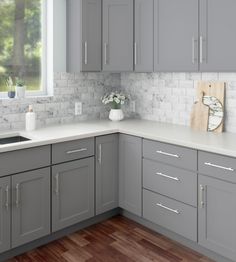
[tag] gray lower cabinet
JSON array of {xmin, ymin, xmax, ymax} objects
[
  {"xmin": 154, "ymin": 0, "xmax": 198, "ymax": 72},
  {"xmin": 134, "ymin": 0, "xmax": 153, "ymax": 72},
  {"xmin": 199, "ymin": 0, "xmax": 236, "ymax": 71},
  {"xmin": 198, "ymin": 174, "xmax": 236, "ymax": 261},
  {"xmin": 96, "ymin": 134, "xmax": 118, "ymax": 215},
  {"xmin": 52, "ymin": 158, "xmax": 94, "ymax": 232},
  {"xmin": 119, "ymin": 134, "xmax": 142, "ymax": 216},
  {"xmin": 0, "ymin": 177, "xmax": 10, "ymax": 253},
  {"xmin": 103, "ymin": 0, "xmax": 133, "ymax": 72},
  {"xmin": 11, "ymin": 168, "xmax": 50, "ymax": 248}
]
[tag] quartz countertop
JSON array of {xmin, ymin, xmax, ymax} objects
[{"xmin": 0, "ymin": 119, "xmax": 236, "ymax": 157}]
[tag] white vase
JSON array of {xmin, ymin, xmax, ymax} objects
[
  {"xmin": 16, "ymin": 85, "xmax": 26, "ymax": 99},
  {"xmin": 109, "ymin": 109, "xmax": 124, "ymax": 121}
]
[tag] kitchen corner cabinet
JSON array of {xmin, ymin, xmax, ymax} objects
[
  {"xmin": 12, "ymin": 168, "xmax": 50, "ymax": 248},
  {"xmin": 102, "ymin": 0, "xmax": 133, "ymax": 72},
  {"xmin": 134, "ymin": 0, "xmax": 154, "ymax": 72},
  {"xmin": 96, "ymin": 134, "xmax": 118, "ymax": 215},
  {"xmin": 154, "ymin": 0, "xmax": 198, "ymax": 72},
  {"xmin": 198, "ymin": 175, "xmax": 236, "ymax": 261},
  {"xmin": 199, "ymin": 0, "xmax": 236, "ymax": 71},
  {"xmin": 52, "ymin": 158, "xmax": 94, "ymax": 232},
  {"xmin": 119, "ymin": 134, "xmax": 142, "ymax": 216},
  {"xmin": 0, "ymin": 177, "xmax": 10, "ymax": 253}
]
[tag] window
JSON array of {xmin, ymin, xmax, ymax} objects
[{"xmin": 0, "ymin": 0, "xmax": 46, "ymax": 96}]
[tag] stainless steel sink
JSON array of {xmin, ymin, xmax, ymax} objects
[{"xmin": 0, "ymin": 136, "xmax": 31, "ymax": 145}]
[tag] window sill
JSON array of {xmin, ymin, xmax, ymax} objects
[{"xmin": 0, "ymin": 95, "xmax": 53, "ymax": 101}]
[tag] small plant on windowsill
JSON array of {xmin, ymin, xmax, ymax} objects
[
  {"xmin": 15, "ymin": 77, "xmax": 26, "ymax": 98},
  {"xmin": 5, "ymin": 76, "xmax": 15, "ymax": 98},
  {"xmin": 102, "ymin": 92, "xmax": 129, "ymax": 121}
]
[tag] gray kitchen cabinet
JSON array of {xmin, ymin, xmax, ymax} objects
[
  {"xmin": 198, "ymin": 174, "xmax": 236, "ymax": 261},
  {"xmin": 52, "ymin": 158, "xmax": 94, "ymax": 232},
  {"xmin": 134, "ymin": 0, "xmax": 154, "ymax": 72},
  {"xmin": 103, "ymin": 0, "xmax": 133, "ymax": 72},
  {"xmin": 199, "ymin": 0, "xmax": 236, "ymax": 71},
  {"xmin": 119, "ymin": 134, "xmax": 142, "ymax": 216},
  {"xmin": 0, "ymin": 177, "xmax": 10, "ymax": 253},
  {"xmin": 96, "ymin": 134, "xmax": 118, "ymax": 215},
  {"xmin": 11, "ymin": 168, "xmax": 50, "ymax": 248},
  {"xmin": 154, "ymin": 0, "xmax": 198, "ymax": 72}
]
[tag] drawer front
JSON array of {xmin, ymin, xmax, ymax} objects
[
  {"xmin": 143, "ymin": 159, "xmax": 197, "ymax": 206},
  {"xmin": 143, "ymin": 139, "xmax": 197, "ymax": 171},
  {"xmin": 0, "ymin": 146, "xmax": 50, "ymax": 177},
  {"xmin": 198, "ymin": 151, "xmax": 236, "ymax": 183},
  {"xmin": 143, "ymin": 189, "xmax": 197, "ymax": 242},
  {"xmin": 52, "ymin": 138, "xmax": 94, "ymax": 164}
]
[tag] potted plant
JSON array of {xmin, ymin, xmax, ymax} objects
[
  {"xmin": 5, "ymin": 76, "xmax": 15, "ymax": 98},
  {"xmin": 15, "ymin": 77, "xmax": 26, "ymax": 98},
  {"xmin": 102, "ymin": 92, "xmax": 129, "ymax": 121}
]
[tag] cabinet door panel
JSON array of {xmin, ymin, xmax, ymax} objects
[
  {"xmin": 119, "ymin": 134, "xmax": 142, "ymax": 216},
  {"xmin": 154, "ymin": 0, "xmax": 198, "ymax": 72},
  {"xmin": 135, "ymin": 0, "xmax": 154, "ymax": 72},
  {"xmin": 12, "ymin": 168, "xmax": 50, "ymax": 248},
  {"xmin": 200, "ymin": 0, "xmax": 236, "ymax": 71},
  {"xmin": 52, "ymin": 158, "xmax": 94, "ymax": 232},
  {"xmin": 96, "ymin": 134, "xmax": 118, "ymax": 215},
  {"xmin": 198, "ymin": 175, "xmax": 236, "ymax": 261},
  {"xmin": 103, "ymin": 0, "xmax": 133, "ymax": 71},
  {"xmin": 0, "ymin": 177, "xmax": 10, "ymax": 253}
]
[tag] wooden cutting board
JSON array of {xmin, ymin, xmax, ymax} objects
[{"xmin": 190, "ymin": 92, "xmax": 209, "ymax": 131}]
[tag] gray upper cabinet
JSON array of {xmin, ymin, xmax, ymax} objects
[
  {"xmin": 52, "ymin": 158, "xmax": 94, "ymax": 232},
  {"xmin": 134, "ymin": 0, "xmax": 154, "ymax": 72},
  {"xmin": 199, "ymin": 0, "xmax": 236, "ymax": 71},
  {"xmin": 154, "ymin": 0, "xmax": 198, "ymax": 72},
  {"xmin": 103, "ymin": 0, "xmax": 133, "ymax": 72},
  {"xmin": 198, "ymin": 175, "xmax": 236, "ymax": 261},
  {"xmin": 11, "ymin": 168, "xmax": 50, "ymax": 248},
  {"xmin": 0, "ymin": 177, "xmax": 10, "ymax": 253},
  {"xmin": 119, "ymin": 134, "xmax": 142, "ymax": 216},
  {"xmin": 96, "ymin": 134, "xmax": 118, "ymax": 215}
]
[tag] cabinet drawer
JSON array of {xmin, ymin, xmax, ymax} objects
[
  {"xmin": 52, "ymin": 138, "xmax": 94, "ymax": 164},
  {"xmin": 143, "ymin": 189, "xmax": 197, "ymax": 242},
  {"xmin": 198, "ymin": 151, "xmax": 236, "ymax": 183},
  {"xmin": 0, "ymin": 146, "xmax": 50, "ymax": 176},
  {"xmin": 143, "ymin": 159, "xmax": 197, "ymax": 206},
  {"xmin": 143, "ymin": 139, "xmax": 197, "ymax": 171}
]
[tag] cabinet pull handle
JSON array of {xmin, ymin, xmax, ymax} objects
[
  {"xmin": 5, "ymin": 186, "xmax": 9, "ymax": 210},
  {"xmin": 200, "ymin": 184, "xmax": 205, "ymax": 208},
  {"xmin": 84, "ymin": 41, "xmax": 88, "ymax": 65},
  {"xmin": 104, "ymin": 43, "xmax": 108, "ymax": 65},
  {"xmin": 134, "ymin": 42, "xmax": 137, "ymax": 65},
  {"xmin": 66, "ymin": 148, "xmax": 87, "ymax": 154},
  {"xmin": 156, "ymin": 172, "xmax": 180, "ymax": 182},
  {"xmin": 156, "ymin": 150, "xmax": 180, "ymax": 158},
  {"xmin": 98, "ymin": 144, "xmax": 102, "ymax": 164},
  {"xmin": 55, "ymin": 174, "xmax": 59, "ymax": 196},
  {"xmin": 192, "ymin": 37, "xmax": 195, "ymax": 64},
  {"xmin": 16, "ymin": 184, "xmax": 20, "ymax": 208},
  {"xmin": 156, "ymin": 203, "xmax": 180, "ymax": 214},
  {"xmin": 204, "ymin": 162, "xmax": 234, "ymax": 172},
  {"xmin": 200, "ymin": 36, "xmax": 203, "ymax": 64}
]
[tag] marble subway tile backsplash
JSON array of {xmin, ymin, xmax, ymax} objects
[{"xmin": 0, "ymin": 73, "xmax": 120, "ymax": 131}]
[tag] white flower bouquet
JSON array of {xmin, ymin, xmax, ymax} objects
[{"xmin": 102, "ymin": 92, "xmax": 129, "ymax": 109}]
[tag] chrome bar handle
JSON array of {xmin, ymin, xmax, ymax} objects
[
  {"xmin": 5, "ymin": 186, "xmax": 9, "ymax": 210},
  {"xmin": 104, "ymin": 43, "xmax": 108, "ymax": 65},
  {"xmin": 16, "ymin": 184, "xmax": 20, "ymax": 208},
  {"xmin": 156, "ymin": 150, "xmax": 180, "ymax": 158},
  {"xmin": 204, "ymin": 162, "xmax": 234, "ymax": 172},
  {"xmin": 66, "ymin": 148, "xmax": 87, "ymax": 155},
  {"xmin": 192, "ymin": 37, "xmax": 195, "ymax": 64},
  {"xmin": 134, "ymin": 42, "xmax": 137, "ymax": 65},
  {"xmin": 156, "ymin": 172, "xmax": 180, "ymax": 182},
  {"xmin": 200, "ymin": 36, "xmax": 203, "ymax": 64},
  {"xmin": 98, "ymin": 144, "xmax": 102, "ymax": 164},
  {"xmin": 55, "ymin": 174, "xmax": 59, "ymax": 196},
  {"xmin": 84, "ymin": 41, "xmax": 88, "ymax": 65},
  {"xmin": 200, "ymin": 184, "xmax": 205, "ymax": 208},
  {"xmin": 156, "ymin": 203, "xmax": 180, "ymax": 214}
]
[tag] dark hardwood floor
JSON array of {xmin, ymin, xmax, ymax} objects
[{"xmin": 8, "ymin": 215, "xmax": 215, "ymax": 262}]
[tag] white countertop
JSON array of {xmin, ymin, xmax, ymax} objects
[{"xmin": 1, "ymin": 119, "xmax": 236, "ymax": 157}]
